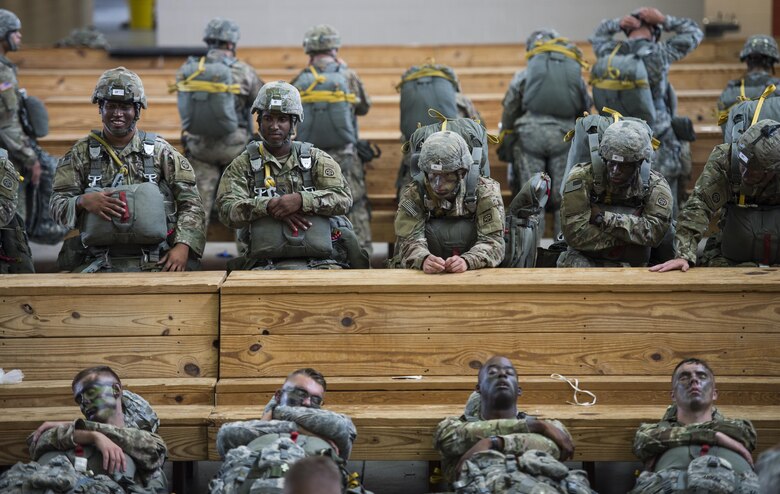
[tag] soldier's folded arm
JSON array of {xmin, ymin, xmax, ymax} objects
[
  {"xmin": 272, "ymin": 405, "xmax": 356, "ymax": 460},
  {"xmin": 632, "ymin": 421, "xmax": 719, "ymax": 462},
  {"xmin": 28, "ymin": 422, "xmax": 78, "ymax": 460},
  {"xmin": 589, "ymin": 18, "xmax": 622, "ymax": 57},
  {"xmin": 600, "ymin": 177, "xmax": 673, "ymax": 246},
  {"xmin": 299, "ymin": 149, "xmax": 352, "ymax": 216},
  {"xmin": 560, "ymin": 168, "xmax": 619, "ymax": 250},
  {"xmin": 433, "ymin": 415, "xmax": 533, "ymax": 457},
  {"xmin": 216, "ymin": 155, "xmax": 274, "ymax": 228},
  {"xmin": 75, "ymin": 420, "xmax": 168, "ymax": 472}
]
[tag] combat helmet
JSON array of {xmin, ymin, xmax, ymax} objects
[
  {"xmin": 525, "ymin": 28, "xmax": 561, "ymax": 51},
  {"xmin": 418, "ymin": 131, "xmax": 472, "ymax": 174},
  {"xmin": 303, "ymin": 24, "xmax": 341, "ymax": 54},
  {"xmin": 600, "ymin": 119, "xmax": 654, "ymax": 164},
  {"xmin": 251, "ymin": 81, "xmax": 304, "ymax": 122},
  {"xmin": 203, "ymin": 17, "xmax": 240, "ymax": 45},
  {"xmin": 737, "ymin": 119, "xmax": 780, "ymax": 173},
  {"xmin": 0, "ymin": 9, "xmax": 21, "ymax": 52},
  {"xmin": 739, "ymin": 35, "xmax": 780, "ymax": 63},
  {"xmin": 92, "ymin": 67, "xmax": 147, "ymax": 109}
]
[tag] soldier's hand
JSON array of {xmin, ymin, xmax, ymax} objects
[
  {"xmin": 589, "ymin": 204, "xmax": 602, "ymax": 225},
  {"xmin": 620, "ymin": 14, "xmax": 642, "ymax": 31},
  {"xmin": 637, "ymin": 7, "xmax": 665, "ymax": 25},
  {"xmin": 281, "ymin": 212, "xmax": 312, "ymax": 233},
  {"xmin": 527, "ymin": 416, "xmax": 574, "ymax": 461},
  {"xmin": 78, "ymin": 191, "xmax": 126, "ymax": 221},
  {"xmin": 93, "ymin": 432, "xmax": 126, "ymax": 474},
  {"xmin": 158, "ymin": 243, "xmax": 190, "ymax": 272},
  {"xmin": 28, "ymin": 160, "xmax": 42, "ymax": 187},
  {"xmin": 715, "ymin": 432, "xmax": 754, "ymax": 466},
  {"xmin": 445, "ymin": 255, "xmax": 468, "ymax": 273},
  {"xmin": 30, "ymin": 421, "xmax": 72, "ymax": 446},
  {"xmin": 422, "ymin": 255, "xmax": 446, "ymax": 274},
  {"xmin": 267, "ymin": 193, "xmax": 303, "ymax": 219},
  {"xmin": 455, "ymin": 437, "xmax": 499, "ymax": 474},
  {"xmin": 648, "ymin": 258, "xmax": 690, "ymax": 272}
]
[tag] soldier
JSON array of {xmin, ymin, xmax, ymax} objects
[
  {"xmin": 433, "ymin": 356, "xmax": 592, "ymax": 493},
  {"xmin": 0, "ymin": 9, "xmax": 41, "ymax": 220},
  {"xmin": 284, "ymin": 456, "xmax": 343, "ymax": 494},
  {"xmin": 756, "ymin": 445, "xmax": 780, "ymax": 494},
  {"xmin": 499, "ymin": 28, "xmax": 591, "ymax": 235},
  {"xmin": 590, "ymin": 7, "xmax": 703, "ymax": 213},
  {"xmin": 651, "ymin": 119, "xmax": 780, "ymax": 272},
  {"xmin": 173, "ymin": 17, "xmax": 263, "ymax": 232},
  {"xmin": 216, "ymin": 81, "xmax": 368, "ymax": 270},
  {"xmin": 0, "ymin": 150, "xmax": 33, "ymax": 272},
  {"xmin": 0, "ymin": 366, "xmax": 169, "ymax": 493},
  {"xmin": 49, "ymin": 67, "xmax": 205, "ymax": 272},
  {"xmin": 558, "ymin": 119, "xmax": 674, "ymax": 267},
  {"xmin": 718, "ymin": 35, "xmax": 780, "ymax": 134},
  {"xmin": 291, "ymin": 24, "xmax": 373, "ymax": 256},
  {"xmin": 629, "ymin": 358, "xmax": 759, "ymax": 493},
  {"xmin": 210, "ymin": 368, "xmax": 361, "ymax": 493},
  {"xmin": 389, "ymin": 131, "xmax": 505, "ymax": 273}
]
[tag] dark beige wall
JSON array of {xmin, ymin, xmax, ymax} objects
[{"xmin": 6, "ymin": 0, "xmax": 93, "ymax": 46}]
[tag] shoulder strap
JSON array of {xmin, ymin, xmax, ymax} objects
[
  {"xmin": 589, "ymin": 132, "xmax": 606, "ymax": 196},
  {"xmin": 87, "ymin": 132, "xmax": 104, "ymax": 188},
  {"xmin": 141, "ymin": 131, "xmax": 158, "ymax": 183},
  {"xmin": 247, "ymin": 140, "xmax": 269, "ymax": 197},
  {"xmin": 464, "ymin": 151, "xmax": 481, "ymax": 215},
  {"xmin": 296, "ymin": 142, "xmax": 315, "ymax": 191},
  {"xmin": 639, "ymin": 159, "xmax": 651, "ymax": 193}
]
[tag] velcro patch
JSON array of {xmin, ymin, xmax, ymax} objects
[
  {"xmin": 657, "ymin": 196, "xmax": 669, "ymax": 207},
  {"xmin": 179, "ymin": 161, "xmax": 192, "ymax": 171},
  {"xmin": 711, "ymin": 192, "xmax": 721, "ymax": 204},
  {"xmin": 1, "ymin": 175, "xmax": 14, "ymax": 190},
  {"xmin": 400, "ymin": 199, "xmax": 420, "ymax": 217},
  {"xmin": 482, "ymin": 212, "xmax": 493, "ymax": 224},
  {"xmin": 323, "ymin": 166, "xmax": 336, "ymax": 177},
  {"xmin": 611, "ymin": 154, "xmax": 624, "ymax": 162},
  {"xmin": 563, "ymin": 179, "xmax": 583, "ymax": 193},
  {"xmin": 111, "ymin": 88, "xmax": 125, "ymax": 96}
]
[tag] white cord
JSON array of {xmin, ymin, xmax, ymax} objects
[{"xmin": 550, "ymin": 373, "xmax": 597, "ymax": 406}]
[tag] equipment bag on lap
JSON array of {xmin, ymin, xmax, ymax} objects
[
  {"xmin": 172, "ymin": 55, "xmax": 241, "ymax": 136},
  {"xmin": 524, "ymin": 37, "xmax": 590, "ymax": 119},
  {"xmin": 398, "ymin": 63, "xmax": 460, "ymax": 140}
]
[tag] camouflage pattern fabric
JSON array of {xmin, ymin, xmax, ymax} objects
[
  {"xmin": 390, "ymin": 176, "xmax": 505, "ymax": 270},
  {"xmin": 740, "ymin": 35, "xmax": 780, "ymax": 62},
  {"xmin": 0, "ymin": 454, "xmax": 127, "ymax": 494},
  {"xmin": 303, "ymin": 25, "xmax": 342, "ymax": 54},
  {"xmin": 674, "ymin": 143, "xmax": 780, "ymax": 265},
  {"xmin": 0, "ymin": 153, "xmax": 33, "ymax": 273},
  {"xmin": 216, "ymin": 141, "xmax": 352, "ymax": 261},
  {"xmin": 251, "ymin": 81, "xmax": 304, "ymax": 120},
  {"xmin": 717, "ymin": 71, "xmax": 780, "ymax": 129},
  {"xmin": 50, "ymin": 130, "xmax": 206, "ymax": 271},
  {"xmin": 558, "ymin": 163, "xmax": 673, "ymax": 267},
  {"xmin": 1, "ymin": 151, "xmax": 19, "ymax": 226},
  {"xmin": 590, "ymin": 15, "xmax": 703, "ymax": 208},
  {"xmin": 24, "ymin": 144, "xmax": 68, "ymax": 244},
  {"xmin": 27, "ymin": 419, "xmax": 168, "ymax": 492},
  {"xmin": 56, "ymin": 27, "xmax": 110, "ymax": 49},
  {"xmin": 121, "ymin": 390, "xmax": 160, "ymax": 434},
  {"xmin": 757, "ymin": 446, "xmax": 780, "ymax": 494},
  {"xmin": 92, "ymin": 67, "xmax": 147, "ymax": 108},
  {"xmin": 204, "ymin": 18, "xmax": 240, "ymax": 44}
]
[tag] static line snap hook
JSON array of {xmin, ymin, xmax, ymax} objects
[{"xmin": 550, "ymin": 373, "xmax": 596, "ymax": 406}]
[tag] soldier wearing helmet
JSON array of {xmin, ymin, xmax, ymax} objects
[
  {"xmin": 717, "ymin": 35, "xmax": 780, "ymax": 135},
  {"xmin": 590, "ymin": 7, "xmax": 703, "ymax": 213},
  {"xmin": 216, "ymin": 81, "xmax": 367, "ymax": 270},
  {"xmin": 50, "ymin": 67, "xmax": 206, "ymax": 272},
  {"xmin": 291, "ymin": 24, "xmax": 373, "ymax": 256},
  {"xmin": 173, "ymin": 17, "xmax": 263, "ymax": 232},
  {"xmin": 652, "ymin": 118, "xmax": 780, "ymax": 272},
  {"xmin": 559, "ymin": 119, "xmax": 674, "ymax": 267},
  {"xmin": 0, "ymin": 8, "xmax": 42, "ymax": 218},
  {"xmin": 389, "ymin": 131, "xmax": 505, "ymax": 273},
  {"xmin": 0, "ymin": 150, "xmax": 33, "ymax": 273}
]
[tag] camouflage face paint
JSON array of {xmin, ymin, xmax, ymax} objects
[
  {"xmin": 279, "ymin": 385, "xmax": 323, "ymax": 409},
  {"xmin": 672, "ymin": 362, "xmax": 716, "ymax": 412},
  {"xmin": 74, "ymin": 378, "xmax": 120, "ymax": 422}
]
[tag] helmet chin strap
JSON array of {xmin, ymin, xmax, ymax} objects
[{"xmin": 5, "ymin": 33, "xmax": 18, "ymax": 52}]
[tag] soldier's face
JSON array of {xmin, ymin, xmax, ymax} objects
[
  {"xmin": 671, "ymin": 362, "xmax": 718, "ymax": 412},
  {"xmin": 260, "ymin": 111, "xmax": 293, "ymax": 149},
  {"xmin": 606, "ymin": 160, "xmax": 639, "ymax": 187},
  {"xmin": 739, "ymin": 161, "xmax": 776, "ymax": 186},
  {"xmin": 277, "ymin": 373, "xmax": 324, "ymax": 409},
  {"xmin": 100, "ymin": 101, "xmax": 137, "ymax": 137},
  {"xmin": 478, "ymin": 357, "xmax": 519, "ymax": 407},
  {"xmin": 426, "ymin": 171, "xmax": 461, "ymax": 197},
  {"xmin": 5, "ymin": 30, "xmax": 21, "ymax": 51},
  {"xmin": 73, "ymin": 376, "xmax": 121, "ymax": 423}
]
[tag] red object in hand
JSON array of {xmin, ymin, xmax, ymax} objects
[
  {"xmin": 119, "ymin": 191, "xmax": 130, "ymax": 223},
  {"xmin": 290, "ymin": 431, "xmax": 299, "ymax": 443},
  {"xmin": 700, "ymin": 444, "xmax": 710, "ymax": 456}
]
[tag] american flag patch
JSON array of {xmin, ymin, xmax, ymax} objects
[{"xmin": 0, "ymin": 82, "xmax": 12, "ymax": 92}]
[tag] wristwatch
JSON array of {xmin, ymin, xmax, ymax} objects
[
  {"xmin": 593, "ymin": 212, "xmax": 605, "ymax": 226},
  {"xmin": 489, "ymin": 435, "xmax": 502, "ymax": 451}
]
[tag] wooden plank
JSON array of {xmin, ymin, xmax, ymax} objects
[
  {"xmin": 221, "ymin": 267, "xmax": 780, "ymax": 294},
  {"xmin": 0, "ymin": 335, "xmax": 218, "ymax": 380},
  {"xmin": 0, "ymin": 272, "xmax": 226, "ymax": 296},
  {"xmin": 0, "ymin": 294, "xmax": 217, "ymax": 338},
  {"xmin": 159, "ymin": 425, "xmax": 209, "ymax": 461},
  {"xmin": 0, "ymin": 378, "xmax": 216, "ymax": 407},
  {"xmin": 220, "ymin": 291, "xmax": 780, "ymax": 336},
  {"xmin": 219, "ymin": 332, "xmax": 780, "ymax": 378}
]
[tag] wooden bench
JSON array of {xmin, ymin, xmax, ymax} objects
[
  {"xmin": 0, "ymin": 272, "xmax": 225, "ymax": 466},
  {"xmin": 212, "ymin": 268, "xmax": 780, "ymax": 461}
]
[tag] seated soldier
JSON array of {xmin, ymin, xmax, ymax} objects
[
  {"xmin": 558, "ymin": 119, "xmax": 674, "ymax": 267},
  {"xmin": 210, "ymin": 368, "xmax": 366, "ymax": 493},
  {"xmin": 630, "ymin": 358, "xmax": 759, "ymax": 493},
  {"xmin": 0, "ymin": 149, "xmax": 33, "ymax": 273},
  {"xmin": 652, "ymin": 119, "xmax": 780, "ymax": 272},
  {"xmin": 284, "ymin": 456, "xmax": 343, "ymax": 494},
  {"xmin": 0, "ymin": 366, "xmax": 168, "ymax": 493},
  {"xmin": 389, "ymin": 131, "xmax": 505, "ymax": 273},
  {"xmin": 216, "ymin": 81, "xmax": 368, "ymax": 270},
  {"xmin": 756, "ymin": 444, "xmax": 780, "ymax": 493},
  {"xmin": 433, "ymin": 356, "xmax": 593, "ymax": 493}
]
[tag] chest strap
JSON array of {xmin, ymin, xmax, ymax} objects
[
  {"xmin": 87, "ymin": 131, "xmax": 158, "ymax": 187},
  {"xmin": 248, "ymin": 140, "xmax": 316, "ymax": 197}
]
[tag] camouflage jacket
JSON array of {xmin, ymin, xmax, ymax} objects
[
  {"xmin": 215, "ymin": 404, "xmax": 357, "ymax": 461},
  {"xmin": 632, "ymin": 404, "xmax": 757, "ymax": 463},
  {"xmin": 50, "ymin": 130, "xmax": 206, "ymax": 256},
  {"xmin": 560, "ymin": 162, "xmax": 673, "ymax": 253},
  {"xmin": 28, "ymin": 419, "xmax": 168, "ymax": 489},
  {"xmin": 0, "ymin": 54, "xmax": 37, "ymax": 171},
  {"xmin": 675, "ymin": 143, "xmax": 780, "ymax": 263},
  {"xmin": 0, "ymin": 152, "xmax": 18, "ymax": 226},
  {"xmin": 298, "ymin": 54, "xmax": 372, "ymax": 117},
  {"xmin": 216, "ymin": 141, "xmax": 352, "ymax": 253},
  {"xmin": 392, "ymin": 176, "xmax": 506, "ymax": 270},
  {"xmin": 589, "ymin": 15, "xmax": 703, "ymax": 134},
  {"xmin": 434, "ymin": 412, "xmax": 566, "ymax": 483}
]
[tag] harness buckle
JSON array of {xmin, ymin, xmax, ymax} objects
[
  {"xmin": 143, "ymin": 173, "xmax": 158, "ymax": 183},
  {"xmin": 255, "ymin": 186, "xmax": 277, "ymax": 197},
  {"xmin": 300, "ymin": 156, "xmax": 312, "ymax": 170},
  {"xmin": 88, "ymin": 175, "xmax": 101, "ymax": 188}
]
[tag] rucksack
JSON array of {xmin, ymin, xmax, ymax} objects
[
  {"xmin": 722, "ymin": 84, "xmax": 780, "ymax": 145},
  {"xmin": 292, "ymin": 62, "xmax": 358, "ymax": 149},
  {"xmin": 24, "ymin": 144, "xmax": 67, "ymax": 245},
  {"xmin": 718, "ymin": 75, "xmax": 780, "ymax": 127},
  {"xmin": 172, "ymin": 55, "xmax": 241, "ymax": 136},
  {"xmin": 523, "ymin": 37, "xmax": 589, "ymax": 119},
  {"xmin": 398, "ymin": 63, "xmax": 460, "ymax": 140},
  {"xmin": 590, "ymin": 43, "xmax": 656, "ymax": 125},
  {"xmin": 501, "ymin": 172, "xmax": 550, "ymax": 268}
]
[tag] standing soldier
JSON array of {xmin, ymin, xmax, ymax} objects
[
  {"xmin": 172, "ymin": 17, "xmax": 263, "ymax": 232},
  {"xmin": 50, "ymin": 67, "xmax": 206, "ymax": 272},
  {"xmin": 498, "ymin": 28, "xmax": 591, "ymax": 235},
  {"xmin": 0, "ymin": 9, "xmax": 40, "ymax": 220},
  {"xmin": 291, "ymin": 24, "xmax": 373, "ymax": 256},
  {"xmin": 590, "ymin": 7, "xmax": 703, "ymax": 213},
  {"xmin": 0, "ymin": 149, "xmax": 33, "ymax": 273}
]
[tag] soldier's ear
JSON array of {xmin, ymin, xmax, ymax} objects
[
  {"xmin": 517, "ymin": 386, "xmax": 523, "ymax": 397},
  {"xmin": 712, "ymin": 387, "xmax": 718, "ymax": 402},
  {"xmin": 112, "ymin": 383, "xmax": 122, "ymax": 398},
  {"xmin": 274, "ymin": 389, "xmax": 282, "ymax": 402}
]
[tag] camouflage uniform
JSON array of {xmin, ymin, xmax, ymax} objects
[
  {"xmin": 756, "ymin": 446, "xmax": 780, "ymax": 494},
  {"xmin": 178, "ymin": 18, "xmax": 263, "ymax": 231},
  {"xmin": 630, "ymin": 405, "xmax": 759, "ymax": 493},
  {"xmin": 51, "ymin": 130, "xmax": 206, "ymax": 272},
  {"xmin": 674, "ymin": 123, "xmax": 780, "ymax": 267},
  {"xmin": 0, "ymin": 151, "xmax": 33, "ymax": 273},
  {"xmin": 55, "ymin": 26, "xmax": 110, "ymax": 49},
  {"xmin": 590, "ymin": 14, "xmax": 703, "ymax": 209}
]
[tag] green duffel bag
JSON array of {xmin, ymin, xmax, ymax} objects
[
  {"xmin": 249, "ymin": 215, "xmax": 333, "ymax": 260},
  {"xmin": 19, "ymin": 91, "xmax": 49, "ymax": 138},
  {"xmin": 80, "ymin": 182, "xmax": 168, "ymax": 247}
]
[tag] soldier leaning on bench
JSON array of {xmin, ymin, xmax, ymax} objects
[{"xmin": 0, "ymin": 365, "xmax": 168, "ymax": 493}]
